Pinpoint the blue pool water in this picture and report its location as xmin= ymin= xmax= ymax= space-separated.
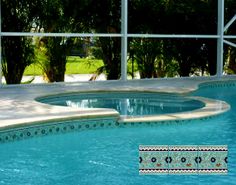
xmin=1 ymin=84 xmax=236 ymax=185
xmin=37 ymin=92 xmax=204 ymax=116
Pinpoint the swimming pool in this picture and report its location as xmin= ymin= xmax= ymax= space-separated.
xmin=0 ymin=81 xmax=235 ymax=185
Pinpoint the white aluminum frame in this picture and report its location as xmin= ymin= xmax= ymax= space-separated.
xmin=0 ymin=0 xmax=236 ymax=85
xmin=217 ymin=0 xmax=224 ymax=77
xmin=121 ymin=0 xmax=128 ymax=81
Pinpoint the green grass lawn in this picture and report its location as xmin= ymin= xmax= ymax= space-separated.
xmin=24 ymin=56 xmax=139 ymax=76
xmin=24 ymin=56 xmax=104 ymax=76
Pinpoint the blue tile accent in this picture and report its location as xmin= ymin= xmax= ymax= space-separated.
xmin=199 ymin=81 xmax=236 ymax=90
xmin=0 ymin=118 xmax=117 ymax=143
xmin=0 ymin=116 xmax=218 ymax=144
xmin=139 ymin=145 xmax=228 ymax=175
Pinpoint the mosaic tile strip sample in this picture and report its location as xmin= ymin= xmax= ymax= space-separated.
xmin=139 ymin=145 xmax=227 ymax=175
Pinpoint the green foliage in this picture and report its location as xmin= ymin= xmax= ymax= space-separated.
xmin=34 ymin=0 xmax=75 ymax=82
xmin=129 ymin=0 xmax=218 ymax=77
xmin=2 ymin=37 xmax=35 ymax=84
xmin=68 ymin=0 xmax=122 ymax=79
xmin=129 ymin=38 xmax=161 ymax=78
xmin=2 ymin=0 xmax=236 ymax=82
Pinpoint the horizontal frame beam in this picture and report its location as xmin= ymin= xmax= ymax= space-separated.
xmin=1 ymin=32 xmax=220 ymax=39
xmin=127 ymin=34 xmax=219 ymax=39
xmin=0 ymin=32 xmax=122 ymax=37
xmin=224 ymin=35 xmax=236 ymax=39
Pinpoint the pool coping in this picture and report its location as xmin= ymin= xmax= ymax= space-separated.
xmin=119 ymin=96 xmax=230 ymax=123
xmin=0 ymin=77 xmax=234 ymax=131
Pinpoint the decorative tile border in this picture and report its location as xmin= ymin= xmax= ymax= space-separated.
xmin=0 ymin=120 xmax=174 ymax=143
xmin=0 ymin=117 xmax=219 ymax=144
xmin=139 ymin=145 xmax=228 ymax=175
xmin=199 ymin=80 xmax=236 ymax=89
xmin=0 ymin=118 xmax=117 ymax=144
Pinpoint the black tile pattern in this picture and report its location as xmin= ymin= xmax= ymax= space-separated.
xmin=199 ymin=81 xmax=236 ymax=89
xmin=0 ymin=118 xmax=117 ymax=144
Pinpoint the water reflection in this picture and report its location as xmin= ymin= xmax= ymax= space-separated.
xmin=57 ymin=93 xmax=204 ymax=116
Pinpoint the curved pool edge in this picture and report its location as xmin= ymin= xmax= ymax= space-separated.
xmin=0 ymin=107 xmax=120 ymax=132
xmin=0 ymin=93 xmax=230 ymax=133
xmin=35 ymin=91 xmax=230 ymax=124
xmin=119 ymin=96 xmax=230 ymax=123
xmin=0 ymin=95 xmax=231 ymax=144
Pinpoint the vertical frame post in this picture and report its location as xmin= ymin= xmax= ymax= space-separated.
xmin=217 ymin=0 xmax=224 ymax=77
xmin=121 ymin=0 xmax=128 ymax=81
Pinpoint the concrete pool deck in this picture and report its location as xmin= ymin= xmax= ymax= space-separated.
xmin=0 ymin=77 xmax=233 ymax=131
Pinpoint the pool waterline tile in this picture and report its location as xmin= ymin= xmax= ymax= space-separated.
xmin=0 ymin=118 xmax=118 ymax=144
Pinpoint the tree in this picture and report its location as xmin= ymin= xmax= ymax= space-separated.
xmin=89 ymin=0 xmax=122 ymax=80
xmin=163 ymin=0 xmax=217 ymax=76
xmin=129 ymin=0 xmax=218 ymax=77
xmin=67 ymin=0 xmax=122 ymax=80
xmin=37 ymin=37 xmax=73 ymax=82
xmin=2 ymin=0 xmax=234 ymax=82
xmin=129 ymin=38 xmax=161 ymax=78
xmin=35 ymin=0 xmax=76 ymax=82
xmin=128 ymin=0 xmax=169 ymax=78
xmin=1 ymin=1 xmax=41 ymax=84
